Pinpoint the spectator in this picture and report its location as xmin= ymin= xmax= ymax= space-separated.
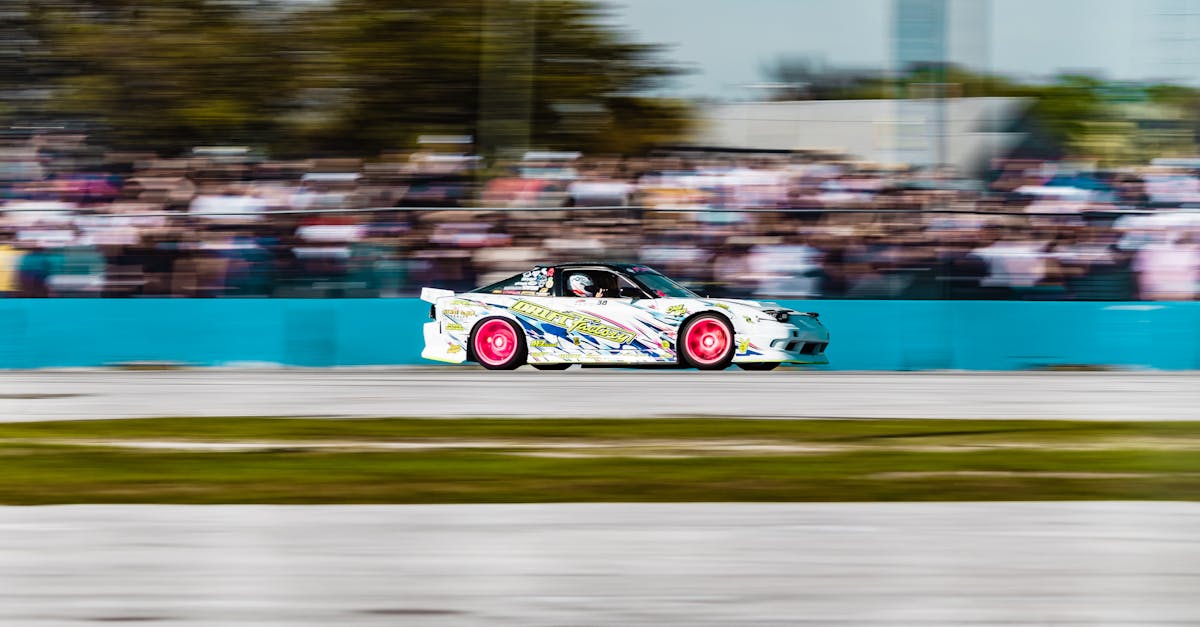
xmin=0 ymin=133 xmax=1197 ymax=302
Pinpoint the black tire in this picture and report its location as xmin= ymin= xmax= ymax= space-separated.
xmin=678 ymin=313 xmax=735 ymax=371
xmin=532 ymin=363 xmax=572 ymax=371
xmin=469 ymin=317 xmax=527 ymax=371
xmin=737 ymin=362 xmax=780 ymax=371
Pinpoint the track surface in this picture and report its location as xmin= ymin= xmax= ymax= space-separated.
xmin=0 ymin=502 xmax=1195 ymax=626
xmin=0 ymin=369 xmax=1197 ymax=421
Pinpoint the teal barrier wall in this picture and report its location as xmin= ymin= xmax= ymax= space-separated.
xmin=1 ymin=299 xmax=1198 ymax=370
xmin=806 ymin=301 xmax=1200 ymax=371
xmin=0 ymin=299 xmax=430 ymax=369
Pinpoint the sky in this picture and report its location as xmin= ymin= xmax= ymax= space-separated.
xmin=601 ymin=0 xmax=1200 ymax=100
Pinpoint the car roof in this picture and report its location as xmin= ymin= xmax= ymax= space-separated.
xmin=555 ymin=262 xmax=644 ymax=271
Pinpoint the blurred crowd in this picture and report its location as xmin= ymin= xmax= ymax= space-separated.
xmin=2 ymin=135 xmax=1200 ymax=301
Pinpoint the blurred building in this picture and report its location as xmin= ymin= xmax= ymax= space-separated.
xmin=687 ymin=97 xmax=1040 ymax=175
xmin=893 ymin=0 xmax=949 ymax=167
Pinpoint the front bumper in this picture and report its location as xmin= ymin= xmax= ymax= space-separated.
xmin=734 ymin=317 xmax=830 ymax=365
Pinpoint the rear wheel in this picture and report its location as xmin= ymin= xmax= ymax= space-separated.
xmin=532 ymin=363 xmax=572 ymax=371
xmin=737 ymin=362 xmax=780 ymax=371
xmin=471 ymin=318 xmax=526 ymax=370
xmin=679 ymin=314 xmax=735 ymax=370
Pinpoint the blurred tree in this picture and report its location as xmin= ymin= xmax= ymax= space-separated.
xmin=1147 ymin=82 xmax=1200 ymax=147
xmin=290 ymin=0 xmax=690 ymax=156
xmin=40 ymin=0 xmax=299 ymax=153
xmin=31 ymin=0 xmax=690 ymax=157
xmin=758 ymin=56 xmax=887 ymax=100
xmin=0 ymin=0 xmax=71 ymax=124
xmin=1016 ymin=75 xmax=1114 ymax=158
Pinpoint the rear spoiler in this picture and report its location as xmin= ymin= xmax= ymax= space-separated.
xmin=420 ymin=287 xmax=455 ymax=303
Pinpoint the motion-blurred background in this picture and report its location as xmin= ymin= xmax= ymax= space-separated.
xmin=4 ymin=6 xmax=1200 ymax=624
xmin=2 ymin=0 xmax=1199 ymax=303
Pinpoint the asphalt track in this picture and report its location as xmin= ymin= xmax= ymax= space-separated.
xmin=0 ymin=369 xmax=1198 ymax=421
xmin=0 ymin=502 xmax=1196 ymax=626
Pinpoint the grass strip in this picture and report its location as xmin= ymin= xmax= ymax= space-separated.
xmin=2 ymin=416 xmax=1199 ymax=444
xmin=0 ymin=418 xmax=1196 ymax=504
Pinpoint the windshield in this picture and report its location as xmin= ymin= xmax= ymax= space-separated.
xmin=626 ymin=266 xmax=698 ymax=298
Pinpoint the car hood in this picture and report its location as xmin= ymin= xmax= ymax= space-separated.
xmin=707 ymin=298 xmax=821 ymax=318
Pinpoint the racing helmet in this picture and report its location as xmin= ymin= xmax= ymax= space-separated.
xmin=568 ymin=273 xmax=595 ymax=297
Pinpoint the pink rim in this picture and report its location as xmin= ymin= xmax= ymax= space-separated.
xmin=474 ymin=319 xmax=518 ymax=366
xmin=685 ymin=318 xmax=730 ymax=365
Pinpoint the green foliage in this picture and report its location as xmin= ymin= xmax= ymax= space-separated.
xmin=37 ymin=1 xmax=296 ymax=152
xmin=22 ymin=0 xmax=689 ymax=156
xmin=0 ymin=417 xmax=1197 ymax=503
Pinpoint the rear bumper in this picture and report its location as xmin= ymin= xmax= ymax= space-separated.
xmin=421 ymin=321 xmax=469 ymax=364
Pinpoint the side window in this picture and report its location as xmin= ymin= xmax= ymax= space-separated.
xmin=562 ymin=270 xmax=621 ymax=298
xmin=480 ymin=267 xmax=554 ymax=296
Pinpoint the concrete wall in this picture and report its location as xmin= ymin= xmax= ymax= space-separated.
xmin=1 ymin=299 xmax=1198 ymax=370
xmin=689 ymin=98 xmax=1030 ymax=173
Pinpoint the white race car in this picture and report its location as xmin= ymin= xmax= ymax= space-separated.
xmin=420 ymin=263 xmax=829 ymax=371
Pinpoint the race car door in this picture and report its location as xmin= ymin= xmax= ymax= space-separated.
xmin=556 ymin=268 xmax=672 ymax=363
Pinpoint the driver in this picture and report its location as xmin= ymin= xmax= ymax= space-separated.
xmin=569 ymin=273 xmax=596 ymax=297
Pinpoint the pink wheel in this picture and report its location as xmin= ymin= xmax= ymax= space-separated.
xmin=472 ymin=318 xmax=525 ymax=370
xmin=680 ymin=314 xmax=734 ymax=370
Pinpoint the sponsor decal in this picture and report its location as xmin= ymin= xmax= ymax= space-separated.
xmin=511 ymin=267 xmax=551 ymax=291
xmin=666 ymin=304 xmax=688 ymax=318
xmin=511 ymin=300 xmax=636 ymax=344
xmin=737 ymin=338 xmax=750 ymax=354
xmin=511 ymin=300 xmax=577 ymax=326
xmin=442 ymin=308 xmax=476 ymax=317
xmin=660 ymin=339 xmax=671 ymax=350
xmin=445 ymin=322 xmax=464 ymax=331
xmin=713 ymin=302 xmax=730 ymax=311
xmin=571 ymin=320 xmax=634 ymax=344
xmin=529 ymin=339 xmax=556 ymax=348
xmin=447 ymin=345 xmax=463 ymax=354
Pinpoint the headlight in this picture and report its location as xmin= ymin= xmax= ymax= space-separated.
xmin=761 ymin=309 xmax=791 ymax=323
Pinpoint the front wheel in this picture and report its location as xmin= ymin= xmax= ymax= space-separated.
xmin=737 ymin=362 xmax=780 ymax=371
xmin=679 ymin=314 xmax=735 ymax=370
xmin=471 ymin=318 xmax=526 ymax=370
